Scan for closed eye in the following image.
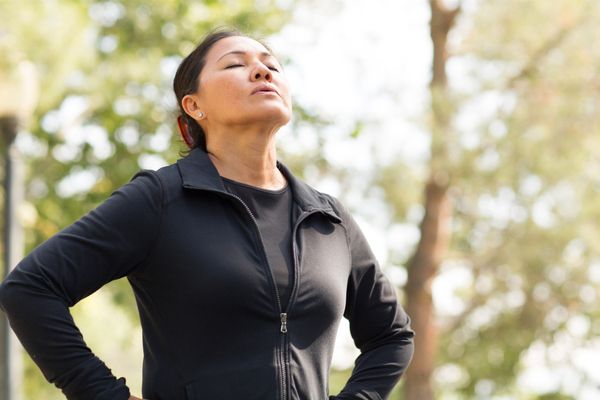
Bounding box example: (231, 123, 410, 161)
(226, 63, 280, 72)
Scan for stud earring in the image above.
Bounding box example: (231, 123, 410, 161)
(198, 111, 205, 119)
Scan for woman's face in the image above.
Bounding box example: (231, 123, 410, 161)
(193, 36, 292, 130)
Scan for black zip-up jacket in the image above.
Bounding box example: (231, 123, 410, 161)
(0, 148, 414, 400)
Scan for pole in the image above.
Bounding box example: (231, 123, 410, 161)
(0, 115, 24, 400)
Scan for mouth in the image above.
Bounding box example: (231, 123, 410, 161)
(252, 84, 279, 96)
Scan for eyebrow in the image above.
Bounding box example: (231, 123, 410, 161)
(217, 50, 276, 62)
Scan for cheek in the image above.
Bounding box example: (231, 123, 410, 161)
(213, 79, 239, 99)
(201, 78, 245, 114)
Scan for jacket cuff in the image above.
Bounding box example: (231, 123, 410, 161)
(94, 377, 130, 400)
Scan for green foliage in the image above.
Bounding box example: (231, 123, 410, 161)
(329, 368, 352, 395)
(536, 394, 575, 400)
(432, 0, 600, 397)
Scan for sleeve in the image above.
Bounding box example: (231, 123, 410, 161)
(329, 198, 414, 400)
(0, 169, 163, 400)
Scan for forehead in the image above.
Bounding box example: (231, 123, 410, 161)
(206, 36, 272, 62)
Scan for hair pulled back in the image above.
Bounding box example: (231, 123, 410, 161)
(173, 28, 244, 151)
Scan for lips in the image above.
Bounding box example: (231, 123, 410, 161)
(251, 84, 279, 96)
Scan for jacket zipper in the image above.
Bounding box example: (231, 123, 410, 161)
(183, 184, 337, 400)
(228, 195, 322, 400)
(221, 191, 289, 400)
(279, 209, 323, 399)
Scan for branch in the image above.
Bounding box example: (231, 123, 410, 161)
(506, 16, 587, 89)
(429, 0, 462, 88)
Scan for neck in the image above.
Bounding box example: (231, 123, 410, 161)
(205, 124, 286, 190)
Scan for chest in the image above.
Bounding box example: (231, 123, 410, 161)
(132, 192, 350, 318)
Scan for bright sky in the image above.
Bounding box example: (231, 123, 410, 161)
(269, 0, 432, 371)
(272, 0, 432, 170)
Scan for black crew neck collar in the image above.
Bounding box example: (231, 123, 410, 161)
(221, 176, 289, 195)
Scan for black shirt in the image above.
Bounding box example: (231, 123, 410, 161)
(221, 176, 295, 311)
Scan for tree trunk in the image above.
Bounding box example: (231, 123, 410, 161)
(404, 1, 459, 399)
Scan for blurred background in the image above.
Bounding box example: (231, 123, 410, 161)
(1, 0, 600, 399)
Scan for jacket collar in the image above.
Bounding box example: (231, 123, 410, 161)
(176, 148, 341, 221)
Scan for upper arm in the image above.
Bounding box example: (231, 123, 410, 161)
(329, 195, 413, 351)
(5, 169, 163, 306)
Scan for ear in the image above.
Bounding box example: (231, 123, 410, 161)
(181, 94, 202, 119)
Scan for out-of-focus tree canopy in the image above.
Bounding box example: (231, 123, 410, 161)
(434, 1, 600, 397)
(363, 0, 600, 398)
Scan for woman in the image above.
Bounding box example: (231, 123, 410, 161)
(0, 29, 414, 400)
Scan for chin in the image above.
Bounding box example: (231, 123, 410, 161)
(246, 106, 291, 126)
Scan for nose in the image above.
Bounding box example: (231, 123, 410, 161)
(250, 63, 272, 82)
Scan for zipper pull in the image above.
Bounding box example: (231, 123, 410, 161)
(280, 313, 288, 334)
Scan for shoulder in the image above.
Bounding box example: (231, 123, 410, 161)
(134, 162, 180, 189)
(319, 192, 341, 212)
(318, 191, 352, 222)
(129, 162, 181, 205)
(313, 190, 367, 245)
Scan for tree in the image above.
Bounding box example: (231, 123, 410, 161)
(395, 0, 600, 398)
(436, 0, 600, 397)
(404, 1, 459, 399)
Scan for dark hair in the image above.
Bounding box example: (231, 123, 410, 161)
(173, 28, 244, 152)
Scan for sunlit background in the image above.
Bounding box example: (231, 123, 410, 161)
(1, 0, 600, 399)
